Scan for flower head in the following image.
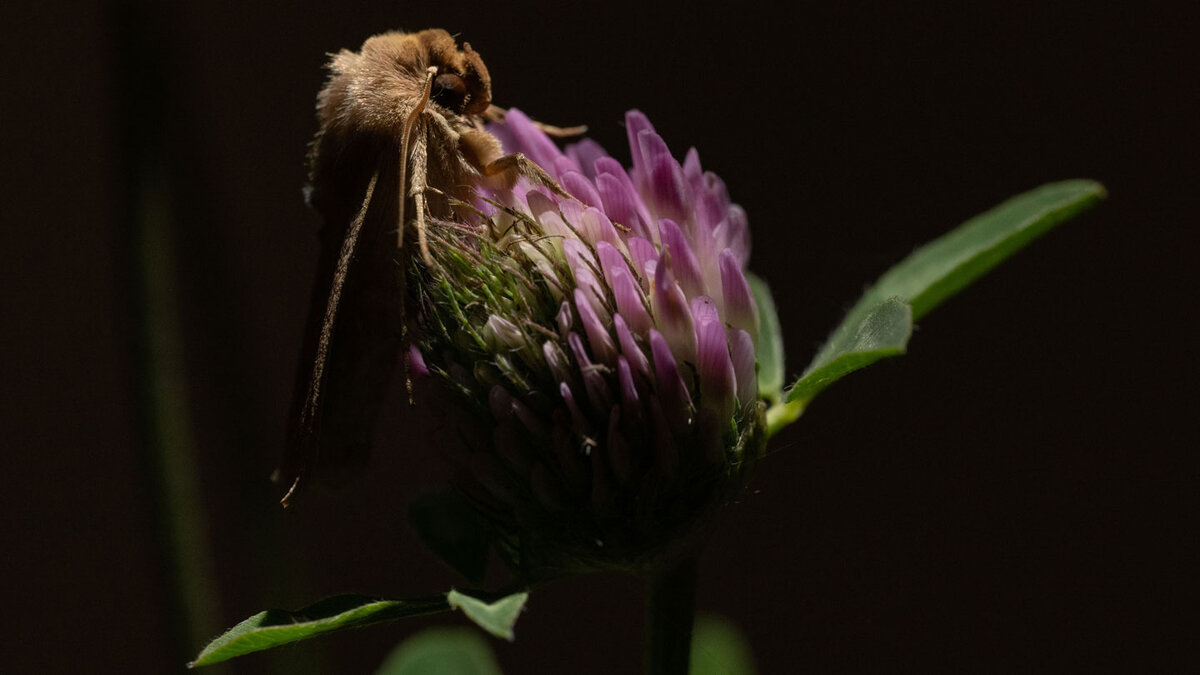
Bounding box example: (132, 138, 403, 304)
(414, 110, 767, 576)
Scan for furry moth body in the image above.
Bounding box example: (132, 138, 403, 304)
(280, 29, 574, 506)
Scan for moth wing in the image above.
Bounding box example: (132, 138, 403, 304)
(280, 160, 405, 506)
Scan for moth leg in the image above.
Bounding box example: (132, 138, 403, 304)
(480, 151, 574, 200)
(485, 104, 587, 137)
(397, 66, 437, 253)
(408, 128, 433, 266)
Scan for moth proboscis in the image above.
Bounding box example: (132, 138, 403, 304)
(278, 29, 583, 507)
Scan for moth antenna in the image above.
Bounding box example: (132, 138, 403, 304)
(285, 168, 381, 509)
(484, 104, 587, 137)
(398, 66, 437, 253)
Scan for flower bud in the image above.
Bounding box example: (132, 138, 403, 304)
(415, 109, 768, 576)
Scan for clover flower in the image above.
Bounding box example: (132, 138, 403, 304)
(413, 109, 769, 576)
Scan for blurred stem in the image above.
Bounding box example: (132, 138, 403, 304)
(115, 1, 221, 666)
(646, 556, 698, 675)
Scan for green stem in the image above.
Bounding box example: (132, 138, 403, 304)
(646, 556, 698, 675)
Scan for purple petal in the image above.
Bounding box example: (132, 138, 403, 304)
(649, 329, 691, 434)
(611, 271, 653, 337)
(682, 147, 703, 187)
(695, 319, 736, 422)
(722, 205, 751, 265)
(559, 381, 590, 437)
(625, 109, 656, 175)
(627, 236, 659, 279)
(566, 138, 609, 181)
(689, 295, 719, 327)
(408, 344, 429, 378)
(561, 170, 603, 209)
(595, 241, 626, 286)
(503, 108, 563, 175)
(553, 155, 580, 180)
(562, 239, 604, 311)
(616, 356, 647, 438)
(568, 331, 613, 414)
(556, 300, 573, 337)
(728, 328, 757, 409)
(720, 248, 759, 343)
(613, 314, 652, 384)
(543, 340, 573, 384)
(580, 206, 620, 247)
(640, 130, 689, 223)
(651, 271, 696, 366)
(574, 287, 617, 366)
(659, 218, 706, 299)
(596, 172, 651, 240)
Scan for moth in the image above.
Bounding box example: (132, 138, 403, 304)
(279, 29, 578, 506)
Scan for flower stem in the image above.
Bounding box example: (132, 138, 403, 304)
(646, 556, 698, 675)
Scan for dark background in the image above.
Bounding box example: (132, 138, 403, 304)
(3, 1, 1196, 672)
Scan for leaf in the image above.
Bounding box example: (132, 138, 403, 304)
(376, 627, 504, 675)
(189, 594, 451, 667)
(690, 614, 757, 675)
(409, 489, 492, 584)
(784, 179, 1104, 410)
(747, 272, 785, 404)
(446, 589, 529, 641)
(844, 179, 1104, 325)
(786, 298, 912, 407)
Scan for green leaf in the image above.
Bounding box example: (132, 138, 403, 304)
(845, 179, 1104, 325)
(690, 614, 757, 675)
(409, 489, 492, 584)
(376, 627, 504, 675)
(190, 595, 451, 667)
(446, 589, 529, 641)
(783, 179, 1103, 410)
(747, 272, 785, 404)
(786, 298, 912, 407)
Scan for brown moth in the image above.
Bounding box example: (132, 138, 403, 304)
(279, 29, 578, 507)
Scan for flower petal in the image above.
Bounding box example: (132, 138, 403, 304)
(695, 319, 736, 422)
(574, 287, 618, 367)
(720, 248, 759, 343)
(649, 329, 691, 434)
(727, 327, 757, 409)
(502, 108, 563, 176)
(566, 138, 609, 181)
(651, 270, 696, 366)
(613, 312, 652, 383)
(561, 170, 603, 209)
(659, 218, 706, 299)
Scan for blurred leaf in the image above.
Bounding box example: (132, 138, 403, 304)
(690, 614, 757, 675)
(409, 489, 492, 584)
(376, 627, 504, 675)
(786, 298, 911, 407)
(782, 179, 1103, 412)
(190, 595, 450, 667)
(447, 589, 529, 641)
(747, 272, 785, 404)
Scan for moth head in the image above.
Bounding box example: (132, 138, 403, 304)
(418, 30, 492, 116)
